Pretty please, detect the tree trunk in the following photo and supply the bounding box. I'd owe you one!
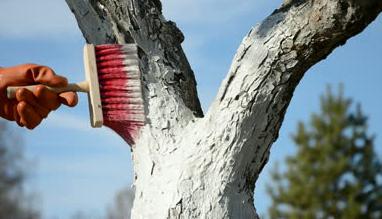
[66,0,382,218]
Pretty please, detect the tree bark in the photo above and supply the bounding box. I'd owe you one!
[66,0,382,218]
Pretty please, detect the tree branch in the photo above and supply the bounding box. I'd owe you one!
[205,0,382,191]
[65,0,381,217]
[66,0,203,143]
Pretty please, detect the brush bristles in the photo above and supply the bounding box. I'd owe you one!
[95,44,145,145]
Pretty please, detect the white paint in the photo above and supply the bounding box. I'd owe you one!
[66,0,382,218]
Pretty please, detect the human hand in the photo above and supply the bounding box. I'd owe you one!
[0,64,78,129]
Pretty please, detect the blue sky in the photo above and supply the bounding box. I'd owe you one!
[0,0,381,218]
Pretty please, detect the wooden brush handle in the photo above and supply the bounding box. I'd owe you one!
[6,81,89,99]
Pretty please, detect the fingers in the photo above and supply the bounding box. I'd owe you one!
[1,100,17,121]
[31,65,68,87]
[17,101,42,129]
[16,87,50,118]
[0,64,69,87]
[14,87,54,129]
[0,64,77,129]
[33,86,78,109]
[59,91,78,107]
[13,87,78,129]
[13,104,23,127]
[33,85,61,111]
[30,66,79,107]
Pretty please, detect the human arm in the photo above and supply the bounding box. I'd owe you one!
[0,64,78,129]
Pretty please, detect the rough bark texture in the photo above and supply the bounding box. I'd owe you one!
[66,0,382,218]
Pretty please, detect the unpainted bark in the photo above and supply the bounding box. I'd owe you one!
[66,0,382,218]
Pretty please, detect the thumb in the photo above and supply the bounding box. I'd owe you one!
[59,91,78,107]
[31,65,68,87]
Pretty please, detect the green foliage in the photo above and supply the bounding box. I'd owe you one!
[268,86,382,219]
[0,121,40,219]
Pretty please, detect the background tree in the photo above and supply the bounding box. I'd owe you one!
[0,121,40,219]
[65,0,382,217]
[268,86,382,219]
[107,187,134,219]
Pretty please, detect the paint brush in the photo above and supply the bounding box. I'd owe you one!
[7,44,145,144]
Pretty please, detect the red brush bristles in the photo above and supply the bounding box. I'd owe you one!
[95,44,145,145]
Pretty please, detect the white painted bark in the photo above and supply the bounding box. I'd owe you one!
[66,0,382,218]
